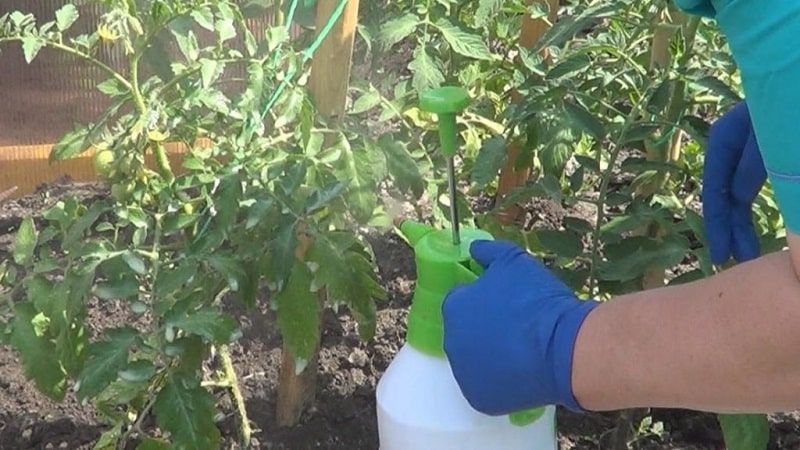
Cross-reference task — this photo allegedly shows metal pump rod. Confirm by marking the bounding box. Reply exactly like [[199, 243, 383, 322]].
[[419, 86, 471, 246], [446, 157, 460, 245]]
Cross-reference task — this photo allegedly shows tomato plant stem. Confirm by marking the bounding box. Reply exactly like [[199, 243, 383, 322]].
[[220, 344, 252, 447]]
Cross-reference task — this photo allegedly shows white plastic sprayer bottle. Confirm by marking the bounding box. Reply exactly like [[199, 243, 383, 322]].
[[376, 220, 558, 450]]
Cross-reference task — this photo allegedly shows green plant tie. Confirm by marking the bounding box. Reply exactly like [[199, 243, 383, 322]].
[[204, 0, 348, 245], [237, 0, 349, 147]]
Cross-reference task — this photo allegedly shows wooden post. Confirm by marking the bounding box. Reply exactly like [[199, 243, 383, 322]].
[[496, 0, 559, 224], [275, 0, 360, 427]]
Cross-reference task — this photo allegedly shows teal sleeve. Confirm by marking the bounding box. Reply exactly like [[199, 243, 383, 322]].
[[673, 0, 716, 18], [713, 1, 800, 233]]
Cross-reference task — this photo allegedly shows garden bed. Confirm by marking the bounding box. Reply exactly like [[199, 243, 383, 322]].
[[0, 180, 799, 449]]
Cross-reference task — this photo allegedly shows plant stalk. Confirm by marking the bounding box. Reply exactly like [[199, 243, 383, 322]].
[[129, 48, 175, 184], [220, 345, 252, 447]]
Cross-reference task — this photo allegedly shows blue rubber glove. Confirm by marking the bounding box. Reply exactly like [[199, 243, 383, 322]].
[[442, 240, 600, 415], [702, 101, 767, 265]]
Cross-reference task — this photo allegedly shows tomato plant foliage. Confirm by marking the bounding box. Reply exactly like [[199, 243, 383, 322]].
[[0, 1, 389, 447]]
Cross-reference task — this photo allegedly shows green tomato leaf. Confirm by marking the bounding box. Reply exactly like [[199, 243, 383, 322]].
[[540, 125, 576, 177], [21, 36, 44, 63], [169, 17, 200, 62], [215, 16, 237, 42], [476, 0, 503, 27], [119, 360, 156, 383], [471, 135, 507, 188], [350, 89, 381, 114], [563, 217, 593, 235], [55, 4, 79, 31], [93, 274, 139, 300], [50, 124, 92, 161], [275, 87, 306, 129], [308, 234, 385, 340], [305, 181, 347, 214], [94, 422, 123, 450], [379, 136, 425, 198], [166, 307, 241, 345], [199, 58, 222, 88], [268, 218, 299, 291], [534, 4, 617, 51], [154, 372, 221, 449], [379, 13, 420, 48], [563, 100, 605, 141], [10, 303, 67, 401], [63, 201, 110, 250], [77, 327, 137, 400], [190, 6, 215, 31], [597, 234, 691, 282], [547, 53, 591, 79], [275, 261, 320, 368], [408, 45, 444, 93], [434, 18, 493, 61], [154, 261, 197, 295], [208, 253, 246, 292], [535, 229, 584, 259], [692, 75, 741, 102], [123, 251, 146, 275], [335, 136, 384, 223], [13, 216, 37, 266], [621, 122, 661, 145], [717, 414, 770, 450]]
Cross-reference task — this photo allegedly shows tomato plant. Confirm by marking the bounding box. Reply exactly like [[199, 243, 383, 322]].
[[0, 1, 391, 447]]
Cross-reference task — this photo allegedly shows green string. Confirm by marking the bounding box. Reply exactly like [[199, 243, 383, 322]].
[[261, 0, 349, 119], [238, 0, 350, 146], [195, 0, 350, 244]]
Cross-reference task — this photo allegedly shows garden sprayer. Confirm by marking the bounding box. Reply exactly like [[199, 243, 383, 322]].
[[375, 86, 558, 449]]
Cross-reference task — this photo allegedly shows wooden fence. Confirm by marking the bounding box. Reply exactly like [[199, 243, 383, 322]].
[[0, 1, 305, 197]]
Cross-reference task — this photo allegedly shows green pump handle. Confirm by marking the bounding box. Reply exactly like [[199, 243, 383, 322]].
[[419, 86, 471, 158]]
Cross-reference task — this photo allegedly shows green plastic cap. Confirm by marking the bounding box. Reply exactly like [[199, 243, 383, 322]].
[[419, 87, 471, 158], [419, 86, 471, 115]]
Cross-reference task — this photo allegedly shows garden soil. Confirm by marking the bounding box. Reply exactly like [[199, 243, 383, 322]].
[[0, 181, 799, 450]]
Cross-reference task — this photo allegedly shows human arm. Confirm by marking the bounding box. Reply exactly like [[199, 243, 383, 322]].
[[443, 239, 800, 415], [573, 47, 800, 408], [442, 0, 800, 416], [572, 249, 800, 413]]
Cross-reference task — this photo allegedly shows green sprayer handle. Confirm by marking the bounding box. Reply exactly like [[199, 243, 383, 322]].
[[419, 86, 471, 158]]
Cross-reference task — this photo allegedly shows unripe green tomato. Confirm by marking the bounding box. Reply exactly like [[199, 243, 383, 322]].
[[118, 154, 135, 175], [110, 181, 135, 203], [93, 149, 115, 179]]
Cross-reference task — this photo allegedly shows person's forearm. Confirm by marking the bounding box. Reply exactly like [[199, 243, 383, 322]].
[[572, 249, 800, 413]]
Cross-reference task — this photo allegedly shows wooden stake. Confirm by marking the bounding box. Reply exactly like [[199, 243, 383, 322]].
[[276, 231, 324, 427], [496, 0, 559, 224], [275, 0, 360, 427]]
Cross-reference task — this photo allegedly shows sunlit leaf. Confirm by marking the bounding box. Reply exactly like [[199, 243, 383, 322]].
[[13, 216, 37, 266]]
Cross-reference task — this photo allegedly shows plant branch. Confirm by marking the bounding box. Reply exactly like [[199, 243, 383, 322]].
[[588, 90, 655, 295], [0, 38, 132, 91], [220, 345, 252, 447]]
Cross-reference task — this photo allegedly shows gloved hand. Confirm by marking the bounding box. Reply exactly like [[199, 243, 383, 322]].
[[442, 240, 599, 416], [702, 101, 767, 264]]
